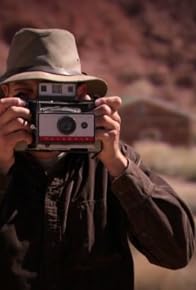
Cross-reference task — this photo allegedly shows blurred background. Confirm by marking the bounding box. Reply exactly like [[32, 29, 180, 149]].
[[0, 0, 196, 289]]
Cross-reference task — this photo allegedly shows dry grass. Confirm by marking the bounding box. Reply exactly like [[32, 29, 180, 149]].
[[134, 141, 196, 181], [133, 248, 196, 290]]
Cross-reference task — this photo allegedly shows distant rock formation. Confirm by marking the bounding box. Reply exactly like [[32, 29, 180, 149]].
[[0, 0, 196, 111]]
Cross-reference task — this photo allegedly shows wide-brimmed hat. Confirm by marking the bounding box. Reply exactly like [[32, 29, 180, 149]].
[[0, 28, 107, 97]]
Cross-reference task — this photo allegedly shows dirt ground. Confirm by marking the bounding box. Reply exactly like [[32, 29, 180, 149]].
[[134, 248, 196, 290]]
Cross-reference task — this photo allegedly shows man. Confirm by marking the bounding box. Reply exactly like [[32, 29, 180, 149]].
[[0, 28, 194, 290]]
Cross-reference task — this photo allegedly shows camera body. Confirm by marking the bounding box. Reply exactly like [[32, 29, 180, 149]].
[[17, 82, 101, 153]]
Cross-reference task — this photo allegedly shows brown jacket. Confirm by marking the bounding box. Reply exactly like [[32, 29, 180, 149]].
[[0, 143, 195, 290]]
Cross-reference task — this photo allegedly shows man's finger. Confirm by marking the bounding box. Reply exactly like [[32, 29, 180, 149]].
[[0, 97, 26, 114], [95, 96, 121, 112]]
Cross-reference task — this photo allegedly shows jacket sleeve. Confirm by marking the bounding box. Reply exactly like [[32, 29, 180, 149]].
[[111, 143, 195, 269], [0, 173, 11, 204]]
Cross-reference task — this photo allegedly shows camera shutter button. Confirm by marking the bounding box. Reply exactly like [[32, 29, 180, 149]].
[[81, 122, 88, 129]]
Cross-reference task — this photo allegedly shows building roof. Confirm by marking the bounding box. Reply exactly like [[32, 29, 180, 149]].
[[120, 95, 196, 120]]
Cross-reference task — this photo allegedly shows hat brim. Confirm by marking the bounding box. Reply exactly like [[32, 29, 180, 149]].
[[0, 71, 108, 97]]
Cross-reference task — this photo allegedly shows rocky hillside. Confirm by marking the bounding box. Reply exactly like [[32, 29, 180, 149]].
[[1, 0, 196, 111]]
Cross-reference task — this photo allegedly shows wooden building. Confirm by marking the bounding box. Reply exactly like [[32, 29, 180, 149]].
[[119, 96, 195, 146]]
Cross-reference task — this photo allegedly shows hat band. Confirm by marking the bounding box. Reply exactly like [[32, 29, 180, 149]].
[[0, 65, 82, 82]]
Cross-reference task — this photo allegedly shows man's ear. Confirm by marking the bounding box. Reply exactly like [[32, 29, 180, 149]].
[[0, 84, 9, 97]]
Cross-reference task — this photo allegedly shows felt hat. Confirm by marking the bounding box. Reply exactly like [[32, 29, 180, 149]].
[[0, 28, 107, 97]]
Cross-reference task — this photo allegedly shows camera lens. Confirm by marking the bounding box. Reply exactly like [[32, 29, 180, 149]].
[[57, 116, 76, 135]]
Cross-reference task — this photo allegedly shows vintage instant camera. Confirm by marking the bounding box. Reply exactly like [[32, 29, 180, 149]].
[[16, 82, 102, 153]]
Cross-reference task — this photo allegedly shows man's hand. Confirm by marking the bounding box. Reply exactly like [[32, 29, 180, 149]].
[[94, 96, 128, 177], [0, 97, 32, 174]]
